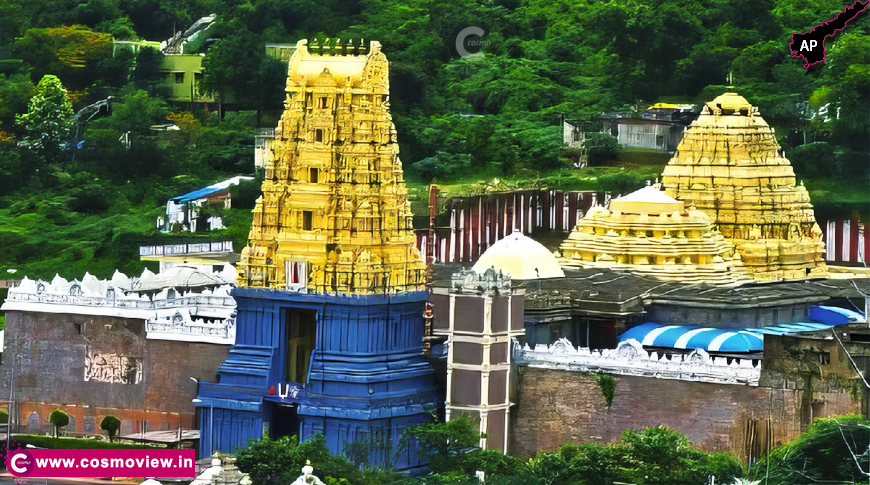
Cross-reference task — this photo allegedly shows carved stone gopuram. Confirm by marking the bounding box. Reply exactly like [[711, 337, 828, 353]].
[[560, 185, 745, 284], [660, 92, 827, 282], [238, 39, 425, 294]]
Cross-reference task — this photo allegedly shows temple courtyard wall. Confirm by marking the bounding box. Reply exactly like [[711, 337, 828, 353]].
[[509, 366, 860, 461], [0, 311, 229, 435]]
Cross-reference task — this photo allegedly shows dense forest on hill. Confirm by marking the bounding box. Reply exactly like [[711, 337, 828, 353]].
[[0, 0, 866, 280]]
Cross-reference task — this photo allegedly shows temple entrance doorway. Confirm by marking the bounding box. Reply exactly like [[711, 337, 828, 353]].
[[271, 403, 299, 441], [284, 308, 317, 383]]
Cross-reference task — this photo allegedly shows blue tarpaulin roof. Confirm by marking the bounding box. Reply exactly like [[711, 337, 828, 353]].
[[172, 185, 227, 203], [618, 305, 862, 353], [169, 176, 255, 204], [809, 305, 865, 325]]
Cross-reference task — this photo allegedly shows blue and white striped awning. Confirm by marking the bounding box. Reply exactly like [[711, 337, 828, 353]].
[[619, 305, 863, 353], [619, 323, 764, 352]]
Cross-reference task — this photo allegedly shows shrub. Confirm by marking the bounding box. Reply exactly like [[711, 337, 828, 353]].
[[100, 415, 121, 442], [49, 409, 69, 438], [13, 435, 162, 449], [0, 408, 8, 423]]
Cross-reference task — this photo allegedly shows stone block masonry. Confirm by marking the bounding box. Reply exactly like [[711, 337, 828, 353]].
[[0, 311, 230, 433], [509, 366, 859, 461]]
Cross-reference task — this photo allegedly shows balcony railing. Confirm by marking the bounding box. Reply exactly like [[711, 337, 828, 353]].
[[139, 241, 234, 257]]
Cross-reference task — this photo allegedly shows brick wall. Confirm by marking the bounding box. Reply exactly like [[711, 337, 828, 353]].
[[0, 311, 230, 433], [509, 366, 860, 461]]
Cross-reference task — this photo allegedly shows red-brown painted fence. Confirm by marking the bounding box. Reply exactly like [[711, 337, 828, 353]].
[[417, 192, 865, 266], [416, 190, 603, 264], [824, 216, 867, 264]]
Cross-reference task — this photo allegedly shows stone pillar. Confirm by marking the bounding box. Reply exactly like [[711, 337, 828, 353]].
[[443, 268, 524, 454]]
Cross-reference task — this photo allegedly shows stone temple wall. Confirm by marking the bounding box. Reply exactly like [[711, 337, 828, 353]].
[[509, 366, 859, 461], [0, 311, 229, 435]]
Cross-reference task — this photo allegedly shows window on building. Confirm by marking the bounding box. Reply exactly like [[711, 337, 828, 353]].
[[309, 167, 319, 183], [302, 211, 313, 230], [319, 97, 328, 109], [816, 351, 831, 365], [174, 72, 184, 84], [286, 261, 307, 286], [74, 323, 82, 335], [315, 129, 323, 143]]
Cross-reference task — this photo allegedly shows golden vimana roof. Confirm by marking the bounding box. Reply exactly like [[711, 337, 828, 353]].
[[660, 91, 827, 282], [560, 185, 746, 285], [237, 39, 425, 294]]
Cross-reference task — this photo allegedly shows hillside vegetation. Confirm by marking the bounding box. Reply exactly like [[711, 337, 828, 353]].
[[0, 0, 866, 280]]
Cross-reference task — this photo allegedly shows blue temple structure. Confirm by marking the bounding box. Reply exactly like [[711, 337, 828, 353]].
[[194, 39, 441, 470], [195, 289, 439, 469]]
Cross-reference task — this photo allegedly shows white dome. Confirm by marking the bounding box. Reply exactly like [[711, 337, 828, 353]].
[[472, 231, 565, 279]]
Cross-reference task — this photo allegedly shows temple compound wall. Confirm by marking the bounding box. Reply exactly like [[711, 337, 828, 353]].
[[0, 311, 229, 435], [509, 366, 859, 462], [509, 333, 866, 463]]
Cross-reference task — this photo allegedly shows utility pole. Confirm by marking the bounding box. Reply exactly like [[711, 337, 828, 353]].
[[6, 362, 15, 457]]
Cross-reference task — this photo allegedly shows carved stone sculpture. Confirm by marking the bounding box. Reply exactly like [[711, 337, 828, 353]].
[[238, 40, 425, 294]]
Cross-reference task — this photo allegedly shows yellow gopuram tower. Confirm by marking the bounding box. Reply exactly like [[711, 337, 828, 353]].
[[660, 92, 828, 282], [238, 39, 426, 294]]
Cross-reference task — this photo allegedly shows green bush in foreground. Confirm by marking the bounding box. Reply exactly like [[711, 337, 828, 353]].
[[100, 415, 121, 442], [49, 409, 69, 438], [12, 435, 164, 450]]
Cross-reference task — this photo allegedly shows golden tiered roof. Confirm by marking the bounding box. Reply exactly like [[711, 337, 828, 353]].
[[660, 92, 827, 282], [237, 39, 425, 294], [559, 185, 746, 284]]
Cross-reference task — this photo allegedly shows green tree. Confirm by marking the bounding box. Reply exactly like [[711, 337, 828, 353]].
[[132, 47, 167, 97], [401, 413, 483, 474], [49, 409, 70, 438], [13, 25, 113, 92], [100, 415, 121, 442], [15, 75, 73, 167], [0, 74, 36, 130], [750, 415, 870, 484], [619, 426, 742, 485], [200, 21, 285, 109], [235, 434, 357, 485], [582, 133, 619, 165]]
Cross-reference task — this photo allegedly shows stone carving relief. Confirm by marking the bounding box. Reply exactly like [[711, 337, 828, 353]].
[[84, 351, 143, 384]]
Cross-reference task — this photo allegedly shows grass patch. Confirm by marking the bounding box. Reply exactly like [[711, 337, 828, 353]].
[[12, 435, 166, 449]]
